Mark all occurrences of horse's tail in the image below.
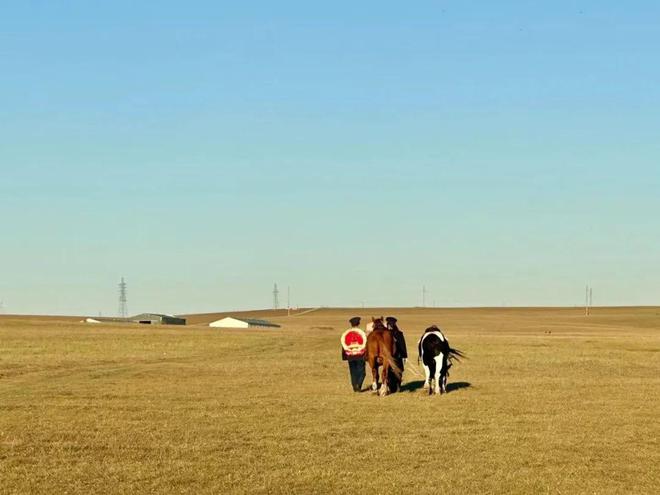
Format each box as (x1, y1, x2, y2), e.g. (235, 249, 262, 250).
(448, 347, 465, 361)
(380, 342, 403, 378)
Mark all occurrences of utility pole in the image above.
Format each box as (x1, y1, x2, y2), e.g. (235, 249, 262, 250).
(118, 277, 128, 318)
(585, 285, 588, 316)
(287, 286, 291, 316)
(273, 283, 280, 310)
(422, 285, 428, 308)
(585, 284, 593, 316)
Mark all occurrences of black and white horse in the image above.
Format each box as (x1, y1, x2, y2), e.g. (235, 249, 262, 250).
(418, 325, 464, 395)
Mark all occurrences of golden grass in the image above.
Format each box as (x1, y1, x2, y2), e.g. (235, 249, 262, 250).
(1, 307, 659, 494)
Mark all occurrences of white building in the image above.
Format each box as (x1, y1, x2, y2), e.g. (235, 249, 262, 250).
(209, 317, 280, 329)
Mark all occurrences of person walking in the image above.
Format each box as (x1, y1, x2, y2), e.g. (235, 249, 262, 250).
(340, 316, 367, 392)
(386, 316, 407, 392)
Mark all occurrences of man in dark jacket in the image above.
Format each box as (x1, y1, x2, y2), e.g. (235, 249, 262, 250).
(340, 317, 367, 392)
(386, 316, 407, 392)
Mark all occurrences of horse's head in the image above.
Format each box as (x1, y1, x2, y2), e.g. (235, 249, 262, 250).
(372, 316, 386, 331)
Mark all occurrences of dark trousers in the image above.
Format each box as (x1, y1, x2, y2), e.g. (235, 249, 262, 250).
(348, 360, 366, 391)
(387, 357, 405, 392)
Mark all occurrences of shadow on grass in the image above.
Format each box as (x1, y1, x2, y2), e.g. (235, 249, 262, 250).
(399, 380, 471, 393)
(447, 381, 471, 393)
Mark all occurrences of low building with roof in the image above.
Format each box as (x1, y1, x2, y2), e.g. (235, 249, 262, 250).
(208, 317, 280, 329)
(130, 313, 186, 325)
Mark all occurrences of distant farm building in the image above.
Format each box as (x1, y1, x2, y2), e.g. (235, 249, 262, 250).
(209, 317, 280, 329)
(130, 313, 186, 325)
(82, 316, 135, 324)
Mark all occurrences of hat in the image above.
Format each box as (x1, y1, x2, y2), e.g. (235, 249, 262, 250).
(349, 317, 361, 326)
(385, 316, 397, 324)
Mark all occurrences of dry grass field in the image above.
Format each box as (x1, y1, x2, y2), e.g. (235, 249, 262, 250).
(1, 307, 658, 494)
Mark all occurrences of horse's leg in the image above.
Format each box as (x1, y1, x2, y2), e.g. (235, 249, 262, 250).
(427, 359, 435, 395)
(379, 360, 389, 396)
(370, 361, 379, 392)
(423, 363, 430, 390)
(433, 353, 443, 395)
(440, 356, 448, 394)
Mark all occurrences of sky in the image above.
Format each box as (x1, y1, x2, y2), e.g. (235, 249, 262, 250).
(1, 1, 659, 315)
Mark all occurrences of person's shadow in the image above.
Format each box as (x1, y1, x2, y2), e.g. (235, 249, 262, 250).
(399, 380, 471, 393)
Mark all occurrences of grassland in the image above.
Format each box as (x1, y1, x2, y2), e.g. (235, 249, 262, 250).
(1, 307, 658, 494)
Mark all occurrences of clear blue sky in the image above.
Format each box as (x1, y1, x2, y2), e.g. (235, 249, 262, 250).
(2, 1, 659, 315)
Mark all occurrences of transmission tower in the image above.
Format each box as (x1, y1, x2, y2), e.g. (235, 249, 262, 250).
(118, 277, 128, 317)
(422, 285, 428, 308)
(272, 283, 280, 309)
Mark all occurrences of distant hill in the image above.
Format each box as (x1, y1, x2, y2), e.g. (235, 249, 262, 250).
(0, 314, 83, 323)
(2, 306, 658, 327)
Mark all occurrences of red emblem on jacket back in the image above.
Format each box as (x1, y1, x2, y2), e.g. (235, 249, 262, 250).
(341, 329, 367, 356)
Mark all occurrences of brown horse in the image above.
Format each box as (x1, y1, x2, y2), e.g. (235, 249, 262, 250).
(365, 317, 402, 396)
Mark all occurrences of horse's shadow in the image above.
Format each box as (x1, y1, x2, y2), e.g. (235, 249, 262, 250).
(399, 380, 472, 393)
